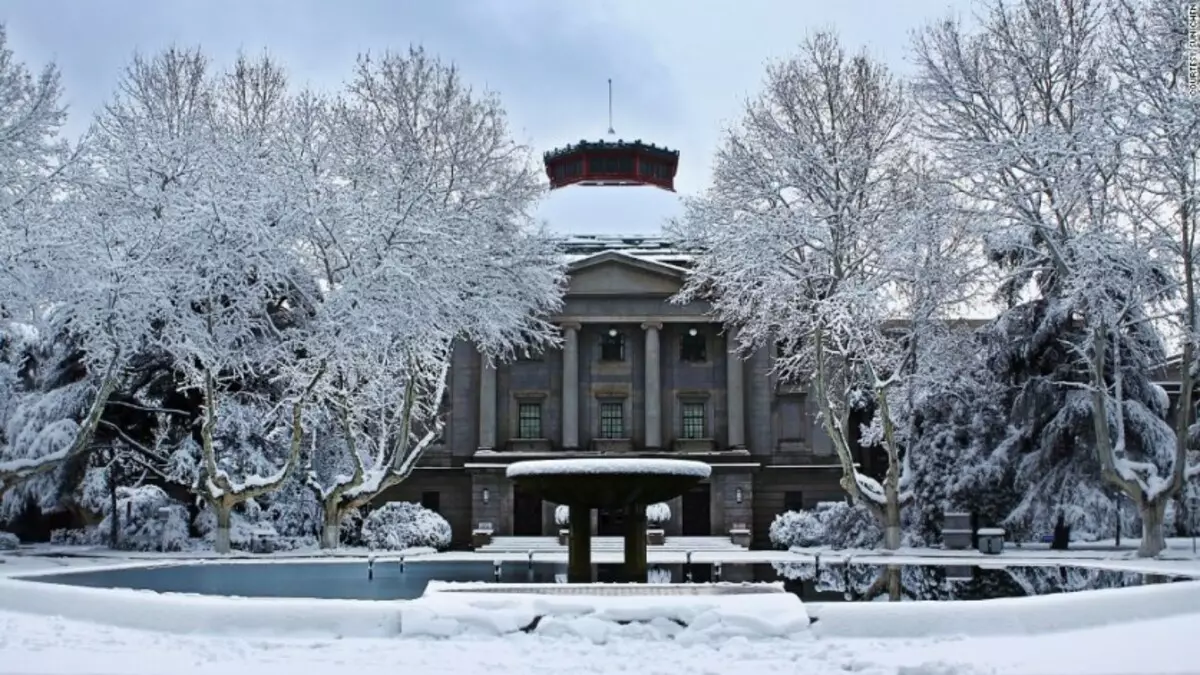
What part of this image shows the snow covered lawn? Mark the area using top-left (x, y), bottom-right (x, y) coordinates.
top-left (1, 602), bottom-right (1198, 675)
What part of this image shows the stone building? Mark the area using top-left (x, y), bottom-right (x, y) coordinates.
top-left (379, 236), bottom-right (862, 547)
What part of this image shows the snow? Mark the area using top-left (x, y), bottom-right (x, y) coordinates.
top-left (977, 528), bottom-right (1005, 536)
top-left (0, 573), bottom-right (1199, 675)
top-left (506, 458), bottom-right (712, 479)
top-left (402, 582), bottom-right (810, 643)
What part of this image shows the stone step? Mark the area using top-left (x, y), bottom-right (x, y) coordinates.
top-left (478, 536), bottom-right (747, 553)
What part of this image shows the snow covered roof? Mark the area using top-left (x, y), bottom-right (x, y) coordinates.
top-left (505, 458), bottom-right (713, 479)
top-left (560, 235), bottom-right (694, 268)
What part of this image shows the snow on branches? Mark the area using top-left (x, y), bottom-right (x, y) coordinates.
top-left (670, 31), bottom-right (920, 548)
top-left (288, 48), bottom-right (565, 548)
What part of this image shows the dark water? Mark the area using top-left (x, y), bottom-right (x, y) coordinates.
top-left (22, 560), bottom-right (1192, 602)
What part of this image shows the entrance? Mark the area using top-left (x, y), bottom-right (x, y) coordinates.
top-left (681, 484), bottom-right (712, 536)
top-left (512, 488), bottom-right (543, 536)
top-left (597, 507), bottom-right (625, 536)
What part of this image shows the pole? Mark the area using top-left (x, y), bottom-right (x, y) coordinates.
top-left (607, 79), bottom-right (615, 135)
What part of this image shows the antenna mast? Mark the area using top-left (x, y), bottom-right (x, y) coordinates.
top-left (607, 78), bottom-right (615, 136)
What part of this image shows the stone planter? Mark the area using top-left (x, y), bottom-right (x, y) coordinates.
top-left (729, 527), bottom-right (752, 548)
top-left (647, 528), bottom-right (665, 546)
top-left (558, 529), bottom-right (570, 546)
top-left (472, 526), bottom-right (494, 548)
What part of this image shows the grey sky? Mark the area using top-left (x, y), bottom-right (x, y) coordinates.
top-left (2, 0), bottom-right (971, 236)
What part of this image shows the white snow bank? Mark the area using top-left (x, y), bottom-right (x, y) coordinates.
top-left (0, 576), bottom-right (400, 638)
top-left (808, 579), bottom-right (1200, 639)
top-left (506, 458), bottom-right (712, 478)
top-left (401, 581), bottom-right (809, 644)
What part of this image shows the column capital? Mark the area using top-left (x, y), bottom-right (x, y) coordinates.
top-left (640, 321), bottom-right (663, 331)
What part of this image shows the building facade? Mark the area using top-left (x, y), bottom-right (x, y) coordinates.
top-left (378, 236), bottom-right (860, 548)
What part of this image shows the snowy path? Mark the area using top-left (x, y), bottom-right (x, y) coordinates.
top-left (2, 607), bottom-right (1198, 675)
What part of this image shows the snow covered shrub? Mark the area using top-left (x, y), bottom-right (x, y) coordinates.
top-left (97, 485), bottom-right (190, 552)
top-left (554, 504), bottom-right (569, 527)
top-left (48, 528), bottom-right (95, 546)
top-left (361, 502), bottom-right (451, 551)
top-left (338, 508), bottom-right (366, 547)
top-left (195, 502), bottom-right (279, 551)
top-left (646, 502), bottom-right (670, 525)
top-left (769, 501), bottom-right (883, 549)
top-left (648, 567), bottom-right (672, 584)
top-left (0, 531), bottom-right (18, 550)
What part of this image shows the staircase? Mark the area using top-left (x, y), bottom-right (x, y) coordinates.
top-left (476, 536), bottom-right (747, 554)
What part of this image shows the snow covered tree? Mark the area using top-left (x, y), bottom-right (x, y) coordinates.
top-left (86, 48), bottom-right (322, 552)
top-left (291, 49), bottom-right (565, 548)
top-left (912, 0), bottom-right (1191, 555)
top-left (1107, 0), bottom-right (1200, 534)
top-left (669, 31), bottom-right (915, 548)
top-left (0, 24), bottom-right (124, 504)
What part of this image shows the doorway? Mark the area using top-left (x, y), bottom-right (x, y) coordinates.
top-left (512, 488), bottom-right (543, 536)
top-left (681, 484), bottom-right (712, 536)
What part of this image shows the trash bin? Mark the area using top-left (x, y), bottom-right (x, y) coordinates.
top-left (977, 527), bottom-right (1005, 555)
top-left (943, 512), bottom-right (973, 550)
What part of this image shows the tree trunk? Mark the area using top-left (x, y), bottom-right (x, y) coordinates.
top-left (214, 503), bottom-right (233, 554)
top-left (883, 492), bottom-right (902, 550)
top-left (320, 503), bottom-right (342, 549)
top-left (1137, 499), bottom-right (1167, 558)
top-left (1051, 512), bottom-right (1070, 550)
top-left (108, 460), bottom-right (120, 549)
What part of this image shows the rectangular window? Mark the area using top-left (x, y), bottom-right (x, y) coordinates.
top-left (681, 329), bottom-right (707, 362)
top-left (681, 402), bottom-right (706, 439)
top-left (599, 401), bottom-right (625, 439)
top-left (783, 491), bottom-right (804, 513)
top-left (421, 491), bottom-right (441, 514)
top-left (600, 331), bottom-right (625, 361)
top-left (517, 402), bottom-right (543, 439)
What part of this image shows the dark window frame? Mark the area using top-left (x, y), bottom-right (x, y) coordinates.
top-left (599, 400), bottom-right (625, 439)
top-left (517, 401), bottom-right (543, 439)
top-left (680, 329), bottom-right (707, 362)
top-left (680, 401), bottom-right (707, 439)
top-left (600, 330), bottom-right (626, 361)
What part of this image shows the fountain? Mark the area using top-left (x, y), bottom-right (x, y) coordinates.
top-left (505, 458), bottom-right (712, 583)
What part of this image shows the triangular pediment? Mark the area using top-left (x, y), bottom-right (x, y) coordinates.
top-left (566, 251), bottom-right (685, 296)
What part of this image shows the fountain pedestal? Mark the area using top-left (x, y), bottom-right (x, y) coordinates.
top-left (568, 503), bottom-right (592, 583)
top-left (506, 458), bottom-right (711, 584)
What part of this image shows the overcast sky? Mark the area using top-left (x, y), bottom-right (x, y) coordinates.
top-left (2, 0), bottom-right (972, 236)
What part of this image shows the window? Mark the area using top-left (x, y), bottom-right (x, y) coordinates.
top-left (599, 401), bottom-right (625, 438)
top-left (681, 328), bottom-right (707, 362)
top-left (681, 402), bottom-right (707, 439)
top-left (600, 329), bottom-right (625, 361)
top-left (517, 402), bottom-right (543, 439)
top-left (421, 491), bottom-right (441, 514)
top-left (783, 491), bottom-right (804, 513)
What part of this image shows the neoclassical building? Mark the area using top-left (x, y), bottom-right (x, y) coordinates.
top-left (379, 235), bottom-right (859, 547)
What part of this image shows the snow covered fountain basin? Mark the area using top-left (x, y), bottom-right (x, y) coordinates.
top-left (505, 457), bottom-right (713, 583)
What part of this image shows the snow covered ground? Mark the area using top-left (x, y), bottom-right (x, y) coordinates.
top-left (1, 591), bottom-right (1198, 675)
top-left (2, 544), bottom-right (1200, 675)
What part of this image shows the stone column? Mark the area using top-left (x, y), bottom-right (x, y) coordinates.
top-left (623, 502), bottom-right (648, 583)
top-left (562, 323), bottom-right (580, 449)
top-left (568, 505), bottom-right (592, 583)
top-left (478, 353), bottom-right (496, 450)
top-left (642, 322), bottom-right (662, 450)
top-left (725, 326), bottom-right (746, 449)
